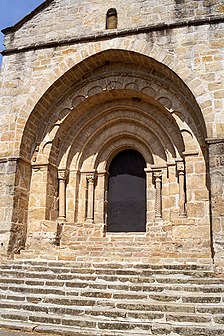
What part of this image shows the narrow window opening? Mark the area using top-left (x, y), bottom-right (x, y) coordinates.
top-left (106, 8), bottom-right (118, 29)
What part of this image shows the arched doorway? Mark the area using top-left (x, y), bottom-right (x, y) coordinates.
top-left (107, 149), bottom-right (146, 232)
top-left (11, 49), bottom-right (211, 262)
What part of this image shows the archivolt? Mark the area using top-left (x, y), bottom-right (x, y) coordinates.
top-left (19, 50), bottom-right (207, 162)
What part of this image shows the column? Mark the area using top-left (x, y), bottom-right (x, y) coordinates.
top-left (55, 169), bottom-right (68, 245)
top-left (176, 160), bottom-right (187, 217)
top-left (58, 169), bottom-right (68, 221)
top-left (144, 168), bottom-right (154, 225)
top-left (86, 174), bottom-right (95, 222)
top-left (153, 171), bottom-right (162, 219)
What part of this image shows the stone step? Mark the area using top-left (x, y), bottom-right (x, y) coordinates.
top-left (1, 298), bottom-right (224, 323)
top-left (0, 269), bottom-right (220, 285)
top-left (0, 310), bottom-right (224, 335)
top-left (0, 306), bottom-right (223, 328)
top-left (3, 260), bottom-right (213, 270)
top-left (0, 318), bottom-right (223, 336)
top-left (1, 283), bottom-right (223, 304)
top-left (0, 320), bottom-right (156, 336)
top-left (2, 300), bottom-right (219, 324)
top-left (1, 293), bottom-right (224, 314)
top-left (1, 273), bottom-right (223, 289)
top-left (0, 263), bottom-right (215, 276)
top-left (1, 276), bottom-right (224, 293)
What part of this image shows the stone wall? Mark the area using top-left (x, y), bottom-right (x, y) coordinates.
top-left (208, 138), bottom-right (224, 267)
top-left (0, 0), bottom-right (223, 263)
top-left (3, 0), bottom-right (223, 50)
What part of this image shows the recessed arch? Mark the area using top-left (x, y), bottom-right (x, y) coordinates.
top-left (9, 49), bottom-right (211, 261)
top-left (19, 49), bottom-right (208, 162)
top-left (96, 136), bottom-right (154, 172)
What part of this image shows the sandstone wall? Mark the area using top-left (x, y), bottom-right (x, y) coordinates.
top-left (3, 0), bottom-right (223, 50)
top-left (0, 0), bottom-right (223, 263)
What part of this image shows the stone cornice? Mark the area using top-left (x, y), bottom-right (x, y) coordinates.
top-left (206, 137), bottom-right (224, 145)
top-left (1, 15), bottom-right (223, 56)
top-left (0, 156), bottom-right (31, 165)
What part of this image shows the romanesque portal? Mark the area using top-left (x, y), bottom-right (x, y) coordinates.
top-left (0, 2), bottom-right (223, 334)
top-left (4, 50), bottom-right (212, 261)
top-left (0, 0), bottom-right (223, 265)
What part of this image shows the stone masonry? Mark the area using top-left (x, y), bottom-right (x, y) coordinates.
top-left (0, 0), bottom-right (223, 268)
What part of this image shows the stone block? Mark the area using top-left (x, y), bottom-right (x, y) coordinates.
top-left (172, 225), bottom-right (210, 239)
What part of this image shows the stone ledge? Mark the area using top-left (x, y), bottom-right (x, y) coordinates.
top-left (1, 15), bottom-right (224, 56)
top-left (206, 137), bottom-right (224, 145)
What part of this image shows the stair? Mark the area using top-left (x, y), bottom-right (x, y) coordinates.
top-left (0, 261), bottom-right (224, 335)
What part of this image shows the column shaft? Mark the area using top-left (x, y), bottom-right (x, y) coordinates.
top-left (154, 172), bottom-right (162, 219)
top-left (86, 175), bottom-right (95, 222)
top-left (176, 161), bottom-right (186, 217)
top-left (58, 170), bottom-right (67, 221)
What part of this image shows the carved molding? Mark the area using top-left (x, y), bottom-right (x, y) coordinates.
top-left (176, 160), bottom-right (185, 173)
top-left (58, 169), bottom-right (68, 180)
top-left (86, 175), bottom-right (95, 184)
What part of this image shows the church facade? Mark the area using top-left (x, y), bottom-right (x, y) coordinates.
top-left (0, 0), bottom-right (223, 266)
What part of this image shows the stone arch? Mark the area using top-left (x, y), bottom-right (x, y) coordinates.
top-left (96, 137), bottom-right (154, 172)
top-left (8, 49), bottom-right (211, 259)
top-left (80, 132), bottom-right (158, 172)
top-left (17, 48), bottom-right (209, 161)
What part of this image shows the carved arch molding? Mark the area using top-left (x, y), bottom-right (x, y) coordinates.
top-left (10, 50), bottom-right (210, 259)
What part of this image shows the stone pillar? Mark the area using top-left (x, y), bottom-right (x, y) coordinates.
top-left (58, 169), bottom-right (68, 222)
top-left (176, 159), bottom-right (187, 217)
top-left (86, 174), bottom-right (95, 223)
top-left (144, 168), bottom-right (154, 226)
top-left (207, 138), bottom-right (224, 267)
top-left (55, 169), bottom-right (68, 245)
top-left (153, 171), bottom-right (162, 219)
top-left (0, 157), bottom-right (31, 258)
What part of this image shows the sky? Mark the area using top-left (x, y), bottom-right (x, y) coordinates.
top-left (0, 0), bottom-right (44, 63)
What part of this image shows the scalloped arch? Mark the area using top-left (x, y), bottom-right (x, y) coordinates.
top-left (18, 48), bottom-right (208, 160)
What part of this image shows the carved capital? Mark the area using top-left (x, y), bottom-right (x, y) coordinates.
top-left (176, 161), bottom-right (185, 174)
top-left (86, 175), bottom-right (95, 185)
top-left (153, 171), bottom-right (162, 180)
top-left (58, 169), bottom-right (68, 181)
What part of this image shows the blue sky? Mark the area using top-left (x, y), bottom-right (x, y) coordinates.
top-left (0, 0), bottom-right (44, 63)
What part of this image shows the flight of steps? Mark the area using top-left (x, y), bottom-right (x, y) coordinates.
top-left (0, 260), bottom-right (224, 335)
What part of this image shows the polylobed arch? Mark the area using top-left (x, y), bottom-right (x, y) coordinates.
top-left (18, 49), bottom-right (207, 163)
top-left (37, 72), bottom-right (204, 165)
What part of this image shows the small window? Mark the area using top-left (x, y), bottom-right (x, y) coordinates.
top-left (106, 8), bottom-right (118, 29)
